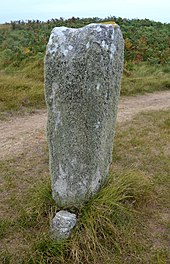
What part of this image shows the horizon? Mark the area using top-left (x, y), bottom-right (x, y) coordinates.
top-left (0, 0), bottom-right (169, 24)
top-left (1, 15), bottom-right (170, 25)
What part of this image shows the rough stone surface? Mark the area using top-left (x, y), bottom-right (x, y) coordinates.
top-left (45, 23), bottom-right (124, 208)
top-left (51, 210), bottom-right (77, 240)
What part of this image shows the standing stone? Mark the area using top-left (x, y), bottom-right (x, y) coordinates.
top-left (45, 23), bottom-right (124, 208)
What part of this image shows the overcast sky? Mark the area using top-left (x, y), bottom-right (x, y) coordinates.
top-left (0, 0), bottom-right (170, 24)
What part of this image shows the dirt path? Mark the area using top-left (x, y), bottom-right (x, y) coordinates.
top-left (0, 91), bottom-right (170, 160)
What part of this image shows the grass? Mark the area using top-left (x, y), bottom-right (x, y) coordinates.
top-left (0, 71), bottom-right (45, 119)
top-left (0, 109), bottom-right (169, 263)
top-left (0, 60), bottom-right (170, 119)
top-left (122, 63), bottom-right (170, 95)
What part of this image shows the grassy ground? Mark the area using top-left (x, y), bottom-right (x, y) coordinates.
top-left (122, 63), bottom-right (170, 95)
top-left (0, 62), bottom-right (170, 119)
top-left (0, 109), bottom-right (169, 263)
top-left (0, 58), bottom-right (44, 119)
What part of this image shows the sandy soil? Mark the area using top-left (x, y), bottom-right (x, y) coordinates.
top-left (0, 91), bottom-right (170, 160)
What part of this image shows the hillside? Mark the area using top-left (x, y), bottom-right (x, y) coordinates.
top-left (0, 16), bottom-right (170, 117)
top-left (0, 17), bottom-right (170, 68)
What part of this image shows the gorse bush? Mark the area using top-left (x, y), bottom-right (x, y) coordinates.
top-left (0, 16), bottom-right (169, 69)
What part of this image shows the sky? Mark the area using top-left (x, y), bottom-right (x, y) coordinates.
top-left (0, 0), bottom-right (170, 24)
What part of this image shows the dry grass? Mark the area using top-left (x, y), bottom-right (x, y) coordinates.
top-left (0, 109), bottom-right (169, 263)
top-left (122, 63), bottom-right (170, 95)
top-left (0, 24), bottom-right (11, 30)
top-left (0, 72), bottom-right (44, 119)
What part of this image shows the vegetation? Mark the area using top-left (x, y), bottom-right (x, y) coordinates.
top-left (0, 17), bottom-right (170, 66)
top-left (121, 63), bottom-right (170, 95)
top-left (0, 109), bottom-right (169, 263)
top-left (0, 16), bottom-right (170, 117)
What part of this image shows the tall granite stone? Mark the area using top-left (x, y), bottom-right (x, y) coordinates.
top-left (45, 23), bottom-right (124, 208)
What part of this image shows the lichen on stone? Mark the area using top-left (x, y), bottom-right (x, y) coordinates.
top-left (44, 23), bottom-right (124, 208)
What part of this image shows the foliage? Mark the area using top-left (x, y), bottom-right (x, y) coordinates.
top-left (0, 16), bottom-right (169, 70)
top-left (0, 16), bottom-right (169, 117)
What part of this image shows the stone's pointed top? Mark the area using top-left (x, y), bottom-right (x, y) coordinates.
top-left (46, 23), bottom-right (122, 57)
top-left (50, 22), bottom-right (119, 33)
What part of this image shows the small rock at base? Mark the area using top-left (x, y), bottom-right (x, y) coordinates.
top-left (51, 210), bottom-right (77, 240)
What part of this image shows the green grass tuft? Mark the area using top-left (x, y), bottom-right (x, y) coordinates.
top-left (66, 170), bottom-right (151, 264)
top-left (25, 170), bottom-right (152, 264)
top-left (28, 236), bottom-right (67, 264)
